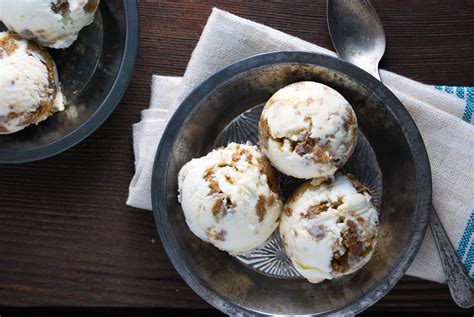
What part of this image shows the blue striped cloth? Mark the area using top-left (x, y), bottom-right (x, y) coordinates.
top-left (434, 85), bottom-right (474, 278)
top-left (434, 86), bottom-right (474, 124)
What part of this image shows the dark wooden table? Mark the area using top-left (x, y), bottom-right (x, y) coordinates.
top-left (1, 1), bottom-right (473, 316)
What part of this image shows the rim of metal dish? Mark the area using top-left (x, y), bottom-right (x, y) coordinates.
top-left (0, 0), bottom-right (139, 164)
top-left (151, 51), bottom-right (432, 316)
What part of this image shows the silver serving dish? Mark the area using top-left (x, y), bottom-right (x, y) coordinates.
top-left (152, 52), bottom-right (431, 315)
top-left (0, 1), bottom-right (138, 163)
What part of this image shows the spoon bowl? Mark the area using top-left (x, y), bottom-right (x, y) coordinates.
top-left (327, 0), bottom-right (386, 80)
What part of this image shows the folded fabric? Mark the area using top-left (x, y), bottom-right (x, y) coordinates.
top-left (127, 8), bottom-right (474, 283)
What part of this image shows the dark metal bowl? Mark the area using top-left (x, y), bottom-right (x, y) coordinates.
top-left (152, 52), bottom-right (431, 315)
top-left (0, 1), bottom-right (138, 163)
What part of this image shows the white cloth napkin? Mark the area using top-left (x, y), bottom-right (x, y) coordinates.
top-left (127, 8), bottom-right (474, 283)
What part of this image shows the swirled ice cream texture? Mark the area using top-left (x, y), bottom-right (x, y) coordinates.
top-left (178, 143), bottom-right (283, 255)
top-left (259, 81), bottom-right (357, 179)
top-left (280, 174), bottom-right (378, 283)
top-left (0, 32), bottom-right (64, 134)
top-left (0, 0), bottom-right (100, 49)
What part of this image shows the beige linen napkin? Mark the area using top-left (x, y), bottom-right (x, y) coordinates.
top-left (128, 8), bottom-right (474, 283)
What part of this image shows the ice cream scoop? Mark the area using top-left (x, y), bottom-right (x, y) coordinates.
top-left (0, 0), bottom-right (100, 49)
top-left (259, 81), bottom-right (357, 179)
top-left (0, 32), bottom-right (64, 134)
top-left (178, 143), bottom-right (283, 255)
top-left (280, 173), bottom-right (378, 283)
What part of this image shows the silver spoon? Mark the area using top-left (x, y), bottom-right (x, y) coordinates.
top-left (327, 0), bottom-right (473, 308)
top-left (327, 0), bottom-right (385, 80)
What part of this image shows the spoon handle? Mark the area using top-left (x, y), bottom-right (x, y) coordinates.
top-left (429, 204), bottom-right (474, 308)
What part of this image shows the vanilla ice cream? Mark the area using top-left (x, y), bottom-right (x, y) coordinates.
top-left (280, 173), bottom-right (378, 283)
top-left (178, 143), bottom-right (283, 255)
top-left (0, 32), bottom-right (64, 134)
top-left (0, 0), bottom-right (100, 49)
top-left (259, 81), bottom-right (358, 179)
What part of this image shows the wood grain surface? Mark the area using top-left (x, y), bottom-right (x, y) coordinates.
top-left (1, 0), bottom-right (474, 315)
